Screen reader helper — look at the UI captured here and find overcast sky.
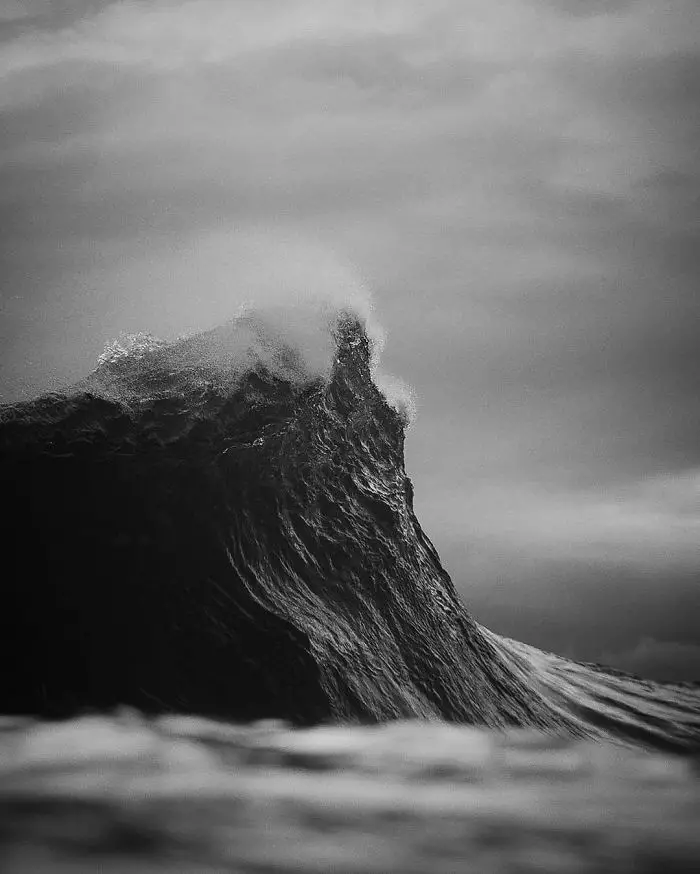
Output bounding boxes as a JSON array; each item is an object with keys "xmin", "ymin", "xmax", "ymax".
[{"xmin": 2, "ymin": 0, "xmax": 699, "ymax": 680}]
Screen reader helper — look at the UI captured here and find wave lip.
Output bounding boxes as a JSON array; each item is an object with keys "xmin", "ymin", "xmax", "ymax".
[{"xmin": 2, "ymin": 309, "xmax": 699, "ymax": 752}]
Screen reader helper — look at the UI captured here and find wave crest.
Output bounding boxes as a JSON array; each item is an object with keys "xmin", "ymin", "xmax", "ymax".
[
  {"xmin": 88, "ymin": 302, "xmax": 409, "ymax": 420},
  {"xmin": 97, "ymin": 332, "xmax": 171, "ymax": 367}
]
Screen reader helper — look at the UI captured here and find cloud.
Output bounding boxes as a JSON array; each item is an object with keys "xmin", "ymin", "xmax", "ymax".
[
  {"xmin": 0, "ymin": 2, "xmax": 39, "ymax": 24},
  {"xmin": 600, "ymin": 638, "xmax": 700, "ymax": 683},
  {"xmin": 446, "ymin": 470, "xmax": 700, "ymax": 570},
  {"xmin": 537, "ymin": 0, "xmax": 639, "ymax": 17},
  {"xmin": 415, "ymin": 468, "xmax": 700, "ymax": 661}
]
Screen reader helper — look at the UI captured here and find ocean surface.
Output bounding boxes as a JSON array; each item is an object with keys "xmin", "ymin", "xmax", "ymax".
[{"xmin": 1, "ymin": 714, "xmax": 699, "ymax": 872}]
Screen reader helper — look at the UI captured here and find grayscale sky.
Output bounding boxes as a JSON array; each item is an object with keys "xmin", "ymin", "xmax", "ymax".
[{"xmin": 2, "ymin": 0, "xmax": 699, "ymax": 680}]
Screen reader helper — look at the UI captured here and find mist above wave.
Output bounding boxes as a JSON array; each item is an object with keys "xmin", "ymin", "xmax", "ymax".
[{"xmin": 86, "ymin": 300, "xmax": 414, "ymax": 423}]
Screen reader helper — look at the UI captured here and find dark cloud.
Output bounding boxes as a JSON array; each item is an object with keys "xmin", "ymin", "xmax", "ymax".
[
  {"xmin": 600, "ymin": 638, "xmax": 700, "ymax": 683},
  {"xmin": 452, "ymin": 554, "xmax": 700, "ymax": 659},
  {"xmin": 0, "ymin": 0, "xmax": 115, "ymax": 38},
  {"xmin": 537, "ymin": 0, "xmax": 640, "ymax": 17}
]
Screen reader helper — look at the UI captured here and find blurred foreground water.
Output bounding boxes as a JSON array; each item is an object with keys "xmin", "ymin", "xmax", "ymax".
[{"xmin": 1, "ymin": 714, "xmax": 698, "ymax": 873}]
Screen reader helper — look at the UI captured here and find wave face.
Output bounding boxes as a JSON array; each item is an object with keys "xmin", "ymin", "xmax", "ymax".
[{"xmin": 2, "ymin": 310, "xmax": 699, "ymax": 751}]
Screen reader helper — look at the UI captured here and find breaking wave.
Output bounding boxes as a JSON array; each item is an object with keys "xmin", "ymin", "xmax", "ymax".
[{"xmin": 1, "ymin": 305, "xmax": 698, "ymax": 752}]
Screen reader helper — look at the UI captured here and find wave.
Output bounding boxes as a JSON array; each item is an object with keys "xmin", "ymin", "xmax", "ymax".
[{"xmin": 1, "ymin": 307, "xmax": 698, "ymax": 752}]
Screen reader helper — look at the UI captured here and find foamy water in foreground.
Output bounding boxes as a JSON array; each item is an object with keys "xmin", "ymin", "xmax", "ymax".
[{"xmin": 1, "ymin": 714, "xmax": 698, "ymax": 873}]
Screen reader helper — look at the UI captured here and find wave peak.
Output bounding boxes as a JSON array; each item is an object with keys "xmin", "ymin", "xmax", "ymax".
[{"xmin": 1, "ymin": 311, "xmax": 698, "ymax": 752}]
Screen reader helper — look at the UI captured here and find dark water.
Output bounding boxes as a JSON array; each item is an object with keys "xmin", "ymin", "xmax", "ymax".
[{"xmin": 2, "ymin": 309, "xmax": 699, "ymax": 752}]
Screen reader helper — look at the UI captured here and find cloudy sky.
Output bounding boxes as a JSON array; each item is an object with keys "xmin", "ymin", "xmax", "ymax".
[{"xmin": 2, "ymin": 0, "xmax": 699, "ymax": 680}]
